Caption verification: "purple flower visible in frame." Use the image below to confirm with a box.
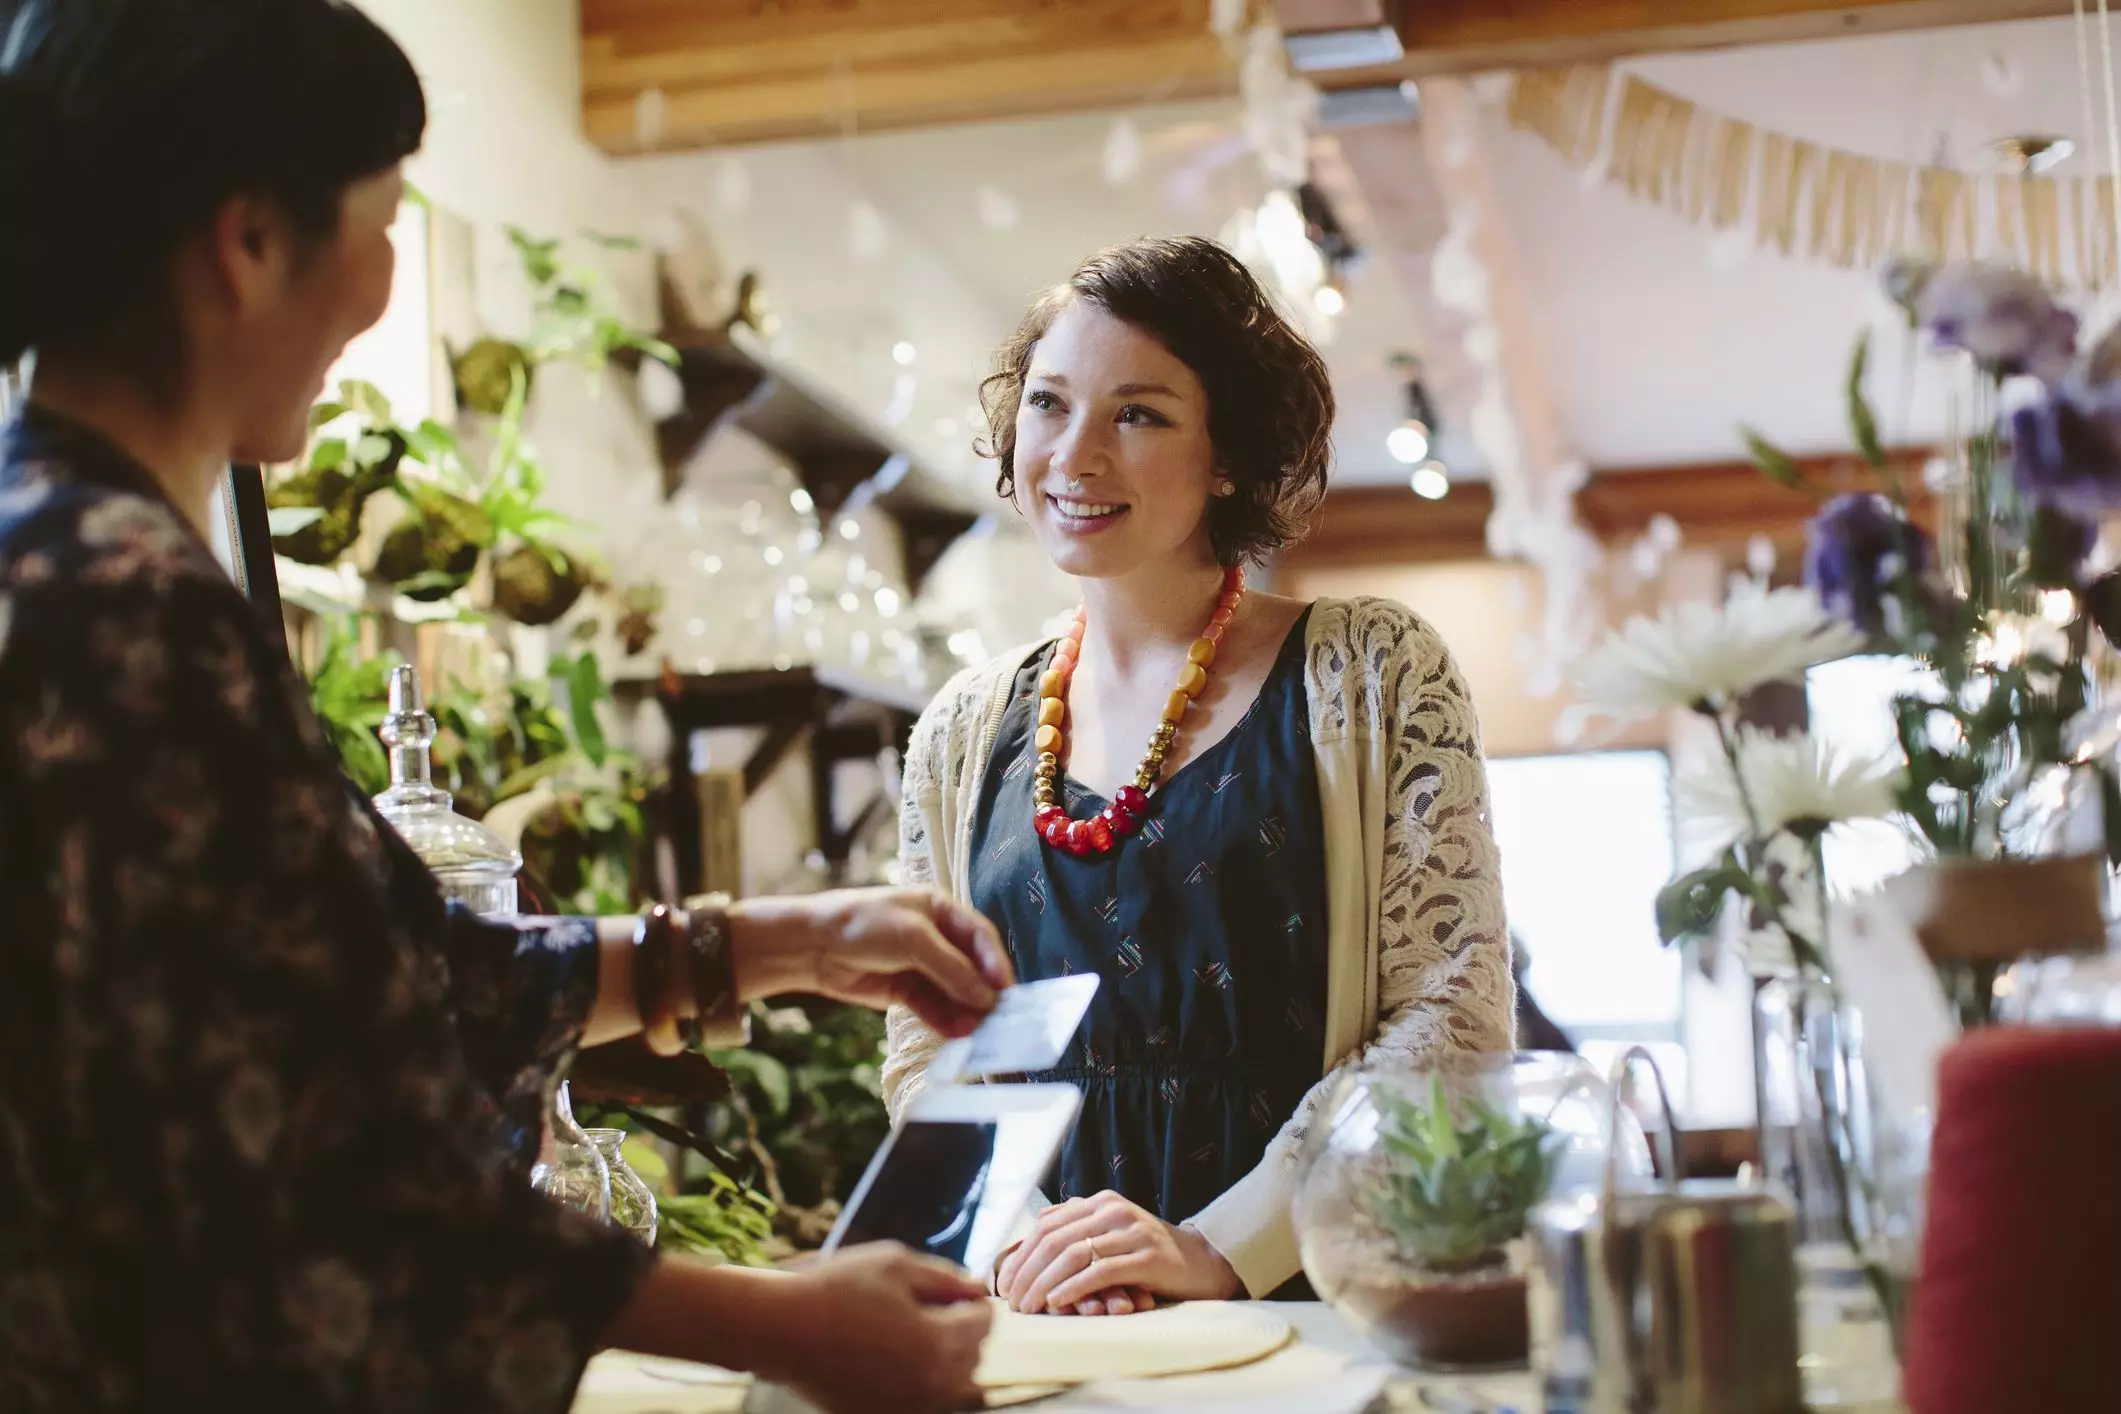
[2008,385,2121,518]
[1804,493,1934,636]
[1916,262,2078,382]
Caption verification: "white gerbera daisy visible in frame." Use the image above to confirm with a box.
[1673,726,1904,852]
[1574,581,1866,721]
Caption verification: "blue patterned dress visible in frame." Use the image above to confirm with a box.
[968,608,1328,1298]
[0,408,649,1412]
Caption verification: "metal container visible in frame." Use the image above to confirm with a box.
[1528,1049,1803,1414]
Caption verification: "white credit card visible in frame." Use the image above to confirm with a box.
[927,973,1100,1086]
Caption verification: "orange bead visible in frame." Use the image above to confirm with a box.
[1053,640,1078,669]
[1038,698,1066,729]
[1040,669,1065,698]
[1188,637,1217,668]
[1163,689,1191,724]
[1177,662,1208,698]
[1204,624,1227,647]
[1036,723,1064,754]
[1209,607,1234,629]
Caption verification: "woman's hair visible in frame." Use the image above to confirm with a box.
[979,236,1335,568]
[0,0,427,375]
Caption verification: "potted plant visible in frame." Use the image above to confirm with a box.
[1296,1056,1583,1371]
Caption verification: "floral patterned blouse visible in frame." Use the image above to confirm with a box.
[0,408,650,1412]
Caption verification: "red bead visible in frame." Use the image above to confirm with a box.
[1114,785,1149,819]
[1035,804,1064,832]
[1042,815,1070,848]
[1065,819,1091,854]
[1105,806,1139,839]
[1086,816,1113,853]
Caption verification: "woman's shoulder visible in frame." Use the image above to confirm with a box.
[1304,595,1461,673]
[905,638,1049,773]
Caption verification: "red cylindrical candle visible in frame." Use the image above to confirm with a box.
[1903,1025,2121,1414]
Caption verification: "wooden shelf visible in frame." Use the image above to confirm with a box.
[652,285,983,595]
[639,663,929,897]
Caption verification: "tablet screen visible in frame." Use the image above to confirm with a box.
[834,1119,1001,1265]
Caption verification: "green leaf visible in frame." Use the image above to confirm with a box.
[309,438,349,474]
[338,379,393,424]
[720,1050,794,1117]
[267,506,326,537]
[1655,858,1751,947]
[353,432,397,470]
[1846,330,1888,469]
[1742,427,1811,492]
[309,401,347,431]
[401,180,431,211]
[564,653,610,768]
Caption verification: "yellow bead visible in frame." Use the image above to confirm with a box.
[1188,637,1217,668]
[1163,690,1191,724]
[1038,698,1066,729]
[1177,662,1208,698]
[1040,669,1065,698]
[1036,724,1063,754]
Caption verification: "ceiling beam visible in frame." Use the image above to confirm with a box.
[1272,0,2071,80]
[580,0,1235,153]
[1286,450,1935,570]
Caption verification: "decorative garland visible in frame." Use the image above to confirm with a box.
[1507,64,2120,291]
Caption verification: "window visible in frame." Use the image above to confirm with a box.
[1485,751,1687,1096]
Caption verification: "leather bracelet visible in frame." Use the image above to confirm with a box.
[636,904,686,1057]
[677,895,748,1051]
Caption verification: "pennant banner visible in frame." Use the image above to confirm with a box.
[1508,65,2116,290]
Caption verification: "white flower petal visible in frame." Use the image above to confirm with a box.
[1674,726,1904,851]
[1573,582,1866,720]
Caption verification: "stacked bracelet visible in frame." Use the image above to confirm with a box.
[634,904,688,1057]
[678,895,748,1050]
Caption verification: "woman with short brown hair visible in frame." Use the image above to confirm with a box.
[884,235,1516,1317]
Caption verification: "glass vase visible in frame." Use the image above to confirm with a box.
[530,1081,610,1223]
[1752,975,1901,1410]
[585,1129,660,1247]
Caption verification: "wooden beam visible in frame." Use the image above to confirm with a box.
[1271,0,2071,80]
[581,0,1235,153]
[1286,449,1935,570]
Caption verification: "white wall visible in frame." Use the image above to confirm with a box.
[354,0,644,234]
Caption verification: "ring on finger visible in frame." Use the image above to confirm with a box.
[1081,1237,1100,1264]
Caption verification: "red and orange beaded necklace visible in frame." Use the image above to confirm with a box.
[1032,567,1246,858]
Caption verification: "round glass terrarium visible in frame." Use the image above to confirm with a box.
[1292,1051,1641,1371]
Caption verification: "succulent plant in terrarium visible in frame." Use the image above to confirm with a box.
[1364,1072,1565,1275]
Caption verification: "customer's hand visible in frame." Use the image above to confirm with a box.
[731,888,1013,1037]
[996,1191,1242,1314]
[757,1244,994,1412]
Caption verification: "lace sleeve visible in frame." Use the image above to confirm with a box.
[1368,611,1516,1057]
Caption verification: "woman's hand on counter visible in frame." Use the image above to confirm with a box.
[995,1191,1242,1315]
[729,888,1014,1037]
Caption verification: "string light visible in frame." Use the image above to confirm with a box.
[892,342,917,366]
[1313,284,1346,316]
[1410,462,1450,500]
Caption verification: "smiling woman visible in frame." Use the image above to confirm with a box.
[883,237,1517,1319]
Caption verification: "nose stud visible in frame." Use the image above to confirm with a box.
[1065,477,1086,494]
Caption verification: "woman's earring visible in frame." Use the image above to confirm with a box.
[1214,479,1237,498]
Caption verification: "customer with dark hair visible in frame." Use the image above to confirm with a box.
[0,3,1004,1411]
[882,237,1515,1316]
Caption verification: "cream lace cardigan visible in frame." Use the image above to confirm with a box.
[881,595,1515,1298]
